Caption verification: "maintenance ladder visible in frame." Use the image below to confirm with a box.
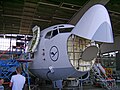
[92,64,116,90]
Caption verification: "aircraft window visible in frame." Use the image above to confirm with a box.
[45,31,52,39]
[59,25,64,27]
[53,26,57,29]
[51,29,58,37]
[59,28,73,33]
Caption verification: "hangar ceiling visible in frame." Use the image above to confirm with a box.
[0,0,120,37]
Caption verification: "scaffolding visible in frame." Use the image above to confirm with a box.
[91,63,116,90]
[0,34,32,90]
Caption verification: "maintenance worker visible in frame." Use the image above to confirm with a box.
[9,67,26,90]
[0,78,4,90]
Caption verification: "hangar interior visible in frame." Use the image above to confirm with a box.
[0,0,120,90]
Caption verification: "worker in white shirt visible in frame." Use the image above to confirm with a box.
[9,67,26,90]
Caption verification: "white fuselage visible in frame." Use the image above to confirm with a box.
[29,24,88,80]
[28,4,113,81]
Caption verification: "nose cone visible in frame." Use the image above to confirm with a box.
[71,4,113,43]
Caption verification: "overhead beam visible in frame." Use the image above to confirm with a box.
[69,0,110,25]
[38,1,79,11]
[109,10,120,15]
[19,1,38,34]
[2,14,68,22]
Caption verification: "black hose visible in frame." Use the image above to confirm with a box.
[46,70,52,81]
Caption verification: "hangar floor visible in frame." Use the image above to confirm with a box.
[38,85,107,90]
[3,80,120,90]
[33,83,120,90]
[4,82,120,90]
[25,85,120,90]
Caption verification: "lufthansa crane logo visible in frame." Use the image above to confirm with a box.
[50,46,59,61]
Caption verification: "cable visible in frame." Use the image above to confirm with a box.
[46,70,51,81]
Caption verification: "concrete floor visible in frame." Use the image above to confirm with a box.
[28,82,120,90]
[4,82,120,90]
[39,85,119,90]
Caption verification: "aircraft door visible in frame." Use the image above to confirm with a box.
[28,26,40,53]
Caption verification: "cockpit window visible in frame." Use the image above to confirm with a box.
[51,29,58,38]
[45,29,58,39]
[45,27,73,39]
[45,31,52,39]
[59,28,73,33]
